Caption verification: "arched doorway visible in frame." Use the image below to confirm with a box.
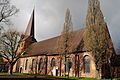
[51,58,58,76]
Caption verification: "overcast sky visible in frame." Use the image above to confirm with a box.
[11,0,120,52]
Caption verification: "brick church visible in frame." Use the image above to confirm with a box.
[13,0,119,78]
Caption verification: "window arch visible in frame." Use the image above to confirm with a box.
[38,58,43,72]
[83,55,90,73]
[51,58,56,68]
[31,59,36,71]
[25,59,28,70]
[66,58,72,72]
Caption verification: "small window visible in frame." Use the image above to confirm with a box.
[25,59,28,70]
[83,55,90,73]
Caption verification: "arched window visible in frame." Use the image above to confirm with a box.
[66,58,72,72]
[51,58,56,68]
[38,58,43,72]
[25,59,28,70]
[83,55,90,73]
[31,59,36,71]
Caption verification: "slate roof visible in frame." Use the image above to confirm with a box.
[23,28,86,57]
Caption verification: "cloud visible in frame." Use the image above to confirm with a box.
[11,0,120,53]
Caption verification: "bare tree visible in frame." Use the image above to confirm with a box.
[0,0,19,23]
[0,29,26,75]
[116,42,120,54]
[85,23,110,75]
[85,0,113,78]
[57,8,73,76]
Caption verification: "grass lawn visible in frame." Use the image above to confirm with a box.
[0,72,119,80]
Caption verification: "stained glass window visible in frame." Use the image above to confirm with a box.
[31,59,36,71]
[38,58,43,72]
[51,58,56,68]
[66,59,72,72]
[83,56,90,73]
[25,59,28,70]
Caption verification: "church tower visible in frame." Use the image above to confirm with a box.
[17,9,37,55]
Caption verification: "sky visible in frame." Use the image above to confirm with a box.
[11,0,120,52]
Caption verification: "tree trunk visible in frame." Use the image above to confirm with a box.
[96,68,101,79]
[68,70,70,77]
[9,64,14,75]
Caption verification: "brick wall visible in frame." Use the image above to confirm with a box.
[16,52,97,78]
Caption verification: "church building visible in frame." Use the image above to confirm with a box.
[14,0,119,78]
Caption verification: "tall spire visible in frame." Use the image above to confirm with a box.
[24,9,35,38]
[86,0,105,26]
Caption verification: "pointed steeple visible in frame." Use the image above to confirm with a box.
[17,9,36,55]
[24,9,35,39]
[86,0,105,26]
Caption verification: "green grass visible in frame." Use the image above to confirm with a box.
[0,72,29,76]
[0,72,119,80]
